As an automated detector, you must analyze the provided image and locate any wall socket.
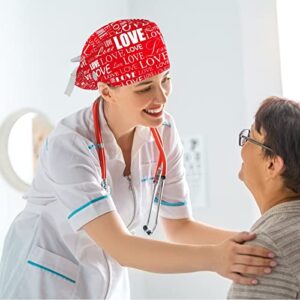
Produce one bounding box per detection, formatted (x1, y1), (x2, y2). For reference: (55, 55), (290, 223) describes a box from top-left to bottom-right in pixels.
(181, 135), (206, 208)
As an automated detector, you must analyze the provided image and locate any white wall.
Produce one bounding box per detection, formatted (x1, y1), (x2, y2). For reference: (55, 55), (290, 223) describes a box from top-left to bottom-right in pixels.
(238, 0), (282, 124)
(0, 0), (128, 240)
(127, 1), (282, 297)
(0, 0), (282, 299)
(276, 0), (300, 99)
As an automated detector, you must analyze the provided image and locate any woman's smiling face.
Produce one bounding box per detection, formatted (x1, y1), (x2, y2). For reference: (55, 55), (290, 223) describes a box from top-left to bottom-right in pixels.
(103, 70), (172, 128)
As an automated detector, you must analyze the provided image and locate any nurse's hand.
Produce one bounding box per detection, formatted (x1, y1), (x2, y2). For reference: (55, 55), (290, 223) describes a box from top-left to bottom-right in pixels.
(212, 231), (276, 285)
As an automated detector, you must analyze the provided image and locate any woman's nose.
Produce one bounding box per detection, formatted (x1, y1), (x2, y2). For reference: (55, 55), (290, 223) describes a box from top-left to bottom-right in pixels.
(154, 87), (168, 104)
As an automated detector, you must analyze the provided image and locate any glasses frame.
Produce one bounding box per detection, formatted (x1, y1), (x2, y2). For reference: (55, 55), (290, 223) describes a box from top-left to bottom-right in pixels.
(239, 129), (274, 153)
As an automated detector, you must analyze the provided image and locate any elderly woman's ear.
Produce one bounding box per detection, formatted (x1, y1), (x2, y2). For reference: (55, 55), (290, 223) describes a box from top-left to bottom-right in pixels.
(266, 155), (285, 178)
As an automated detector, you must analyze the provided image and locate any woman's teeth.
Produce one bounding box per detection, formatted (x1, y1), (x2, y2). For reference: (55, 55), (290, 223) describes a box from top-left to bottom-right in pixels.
(144, 108), (162, 114)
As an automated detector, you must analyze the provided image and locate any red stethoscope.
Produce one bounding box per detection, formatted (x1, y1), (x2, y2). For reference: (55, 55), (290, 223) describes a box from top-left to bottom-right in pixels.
(92, 98), (167, 235)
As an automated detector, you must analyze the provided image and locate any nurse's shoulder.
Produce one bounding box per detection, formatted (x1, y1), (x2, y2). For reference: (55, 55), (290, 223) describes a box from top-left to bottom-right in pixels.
(40, 106), (98, 177)
(53, 106), (95, 141)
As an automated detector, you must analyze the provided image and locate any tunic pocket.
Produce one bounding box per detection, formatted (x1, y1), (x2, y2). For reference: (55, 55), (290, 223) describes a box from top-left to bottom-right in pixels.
(20, 245), (79, 298)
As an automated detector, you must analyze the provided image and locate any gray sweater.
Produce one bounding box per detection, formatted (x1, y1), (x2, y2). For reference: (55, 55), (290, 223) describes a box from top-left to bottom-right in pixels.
(227, 200), (300, 299)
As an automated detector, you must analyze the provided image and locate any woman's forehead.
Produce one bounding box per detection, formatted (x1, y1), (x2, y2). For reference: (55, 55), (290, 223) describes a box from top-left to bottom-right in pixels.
(132, 70), (170, 87)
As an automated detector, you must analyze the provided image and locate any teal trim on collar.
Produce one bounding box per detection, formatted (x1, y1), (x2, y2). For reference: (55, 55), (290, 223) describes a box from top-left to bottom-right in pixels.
(67, 195), (109, 219)
(162, 120), (171, 127)
(27, 260), (76, 284)
(88, 143), (103, 150)
(45, 138), (49, 151)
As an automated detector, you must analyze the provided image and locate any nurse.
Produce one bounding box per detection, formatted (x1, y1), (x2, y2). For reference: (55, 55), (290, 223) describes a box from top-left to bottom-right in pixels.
(0, 19), (276, 299)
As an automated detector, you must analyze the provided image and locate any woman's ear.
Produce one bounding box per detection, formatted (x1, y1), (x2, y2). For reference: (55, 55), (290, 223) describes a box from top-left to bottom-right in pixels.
(267, 155), (285, 178)
(97, 82), (116, 103)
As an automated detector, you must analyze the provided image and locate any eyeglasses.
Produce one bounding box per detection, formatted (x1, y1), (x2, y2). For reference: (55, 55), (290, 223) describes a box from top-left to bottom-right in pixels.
(239, 129), (274, 153)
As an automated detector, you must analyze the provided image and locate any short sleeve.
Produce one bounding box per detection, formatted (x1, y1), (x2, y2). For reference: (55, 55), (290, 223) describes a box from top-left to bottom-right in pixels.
(42, 133), (116, 231)
(158, 114), (193, 219)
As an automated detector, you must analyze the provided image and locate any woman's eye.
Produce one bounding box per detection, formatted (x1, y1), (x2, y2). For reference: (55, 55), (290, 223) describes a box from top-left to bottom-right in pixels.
(135, 77), (171, 94)
(162, 76), (171, 83)
(136, 86), (151, 93)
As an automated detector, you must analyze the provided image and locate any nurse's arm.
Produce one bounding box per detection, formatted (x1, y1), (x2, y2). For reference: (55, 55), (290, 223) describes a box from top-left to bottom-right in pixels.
(161, 217), (236, 245)
(83, 211), (275, 284)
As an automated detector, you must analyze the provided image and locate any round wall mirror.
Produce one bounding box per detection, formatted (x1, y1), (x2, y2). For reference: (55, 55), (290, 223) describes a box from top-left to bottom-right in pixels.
(0, 109), (53, 192)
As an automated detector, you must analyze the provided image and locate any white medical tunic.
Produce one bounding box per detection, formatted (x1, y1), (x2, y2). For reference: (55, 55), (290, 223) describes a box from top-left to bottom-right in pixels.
(0, 99), (192, 299)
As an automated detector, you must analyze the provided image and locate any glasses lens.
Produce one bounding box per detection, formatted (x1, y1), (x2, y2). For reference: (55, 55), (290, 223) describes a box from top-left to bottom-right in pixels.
(239, 129), (249, 146)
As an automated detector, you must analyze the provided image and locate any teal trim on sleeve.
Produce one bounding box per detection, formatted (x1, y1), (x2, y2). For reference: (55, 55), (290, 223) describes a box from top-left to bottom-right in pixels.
(67, 195), (109, 219)
(27, 260), (76, 284)
(154, 197), (186, 206)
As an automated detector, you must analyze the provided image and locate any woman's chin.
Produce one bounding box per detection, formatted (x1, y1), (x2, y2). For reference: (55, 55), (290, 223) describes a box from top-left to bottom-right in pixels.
(141, 114), (164, 127)
(238, 167), (244, 181)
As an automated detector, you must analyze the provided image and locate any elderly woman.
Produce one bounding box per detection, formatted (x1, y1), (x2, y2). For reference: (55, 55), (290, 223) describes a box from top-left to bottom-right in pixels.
(228, 96), (300, 299)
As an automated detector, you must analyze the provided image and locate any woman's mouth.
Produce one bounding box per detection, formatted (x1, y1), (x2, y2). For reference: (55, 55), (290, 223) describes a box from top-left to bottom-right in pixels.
(143, 107), (163, 117)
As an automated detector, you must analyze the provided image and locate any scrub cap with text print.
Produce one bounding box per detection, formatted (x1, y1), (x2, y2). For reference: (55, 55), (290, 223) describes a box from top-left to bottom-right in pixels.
(65, 19), (170, 95)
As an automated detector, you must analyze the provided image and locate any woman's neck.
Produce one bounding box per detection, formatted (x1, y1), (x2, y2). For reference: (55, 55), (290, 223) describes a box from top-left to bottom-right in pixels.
(102, 99), (135, 151)
(254, 186), (300, 214)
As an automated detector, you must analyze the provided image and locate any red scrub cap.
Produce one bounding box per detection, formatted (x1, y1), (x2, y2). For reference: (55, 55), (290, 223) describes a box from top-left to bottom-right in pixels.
(65, 19), (170, 95)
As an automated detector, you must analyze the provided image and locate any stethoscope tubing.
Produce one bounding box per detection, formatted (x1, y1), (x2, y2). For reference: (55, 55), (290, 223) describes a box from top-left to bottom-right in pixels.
(150, 128), (167, 178)
(92, 98), (167, 234)
(92, 99), (107, 181)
